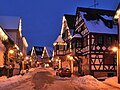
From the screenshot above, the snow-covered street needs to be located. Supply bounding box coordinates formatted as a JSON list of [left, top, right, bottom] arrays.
[[0, 67, 120, 90]]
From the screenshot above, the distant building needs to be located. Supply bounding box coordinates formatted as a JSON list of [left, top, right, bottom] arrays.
[[53, 14, 75, 70], [0, 16, 28, 76], [30, 46, 53, 67]]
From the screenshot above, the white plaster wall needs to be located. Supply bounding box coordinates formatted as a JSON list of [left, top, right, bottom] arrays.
[[0, 40, 6, 67]]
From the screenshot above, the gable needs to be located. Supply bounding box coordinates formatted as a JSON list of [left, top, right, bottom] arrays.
[[42, 47, 49, 58], [75, 7, 118, 35], [61, 15, 75, 41], [34, 46, 44, 56]]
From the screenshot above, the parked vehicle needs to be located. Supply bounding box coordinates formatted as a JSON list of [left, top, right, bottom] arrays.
[[56, 68, 71, 77]]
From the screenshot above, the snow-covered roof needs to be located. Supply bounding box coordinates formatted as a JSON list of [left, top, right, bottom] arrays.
[[33, 46, 44, 56], [53, 35, 67, 45], [100, 15, 113, 20], [80, 12, 118, 34], [0, 16, 20, 29], [72, 34, 82, 38]]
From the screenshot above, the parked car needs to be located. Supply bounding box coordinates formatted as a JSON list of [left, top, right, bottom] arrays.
[[56, 68, 71, 77]]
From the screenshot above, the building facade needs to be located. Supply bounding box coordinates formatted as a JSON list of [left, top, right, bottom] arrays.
[[53, 7, 118, 77]]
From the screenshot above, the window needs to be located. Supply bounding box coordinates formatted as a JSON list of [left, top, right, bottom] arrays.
[[83, 38, 87, 47], [107, 36, 112, 45], [76, 40, 82, 47], [56, 45, 59, 50], [98, 36, 103, 45], [59, 45, 64, 50]]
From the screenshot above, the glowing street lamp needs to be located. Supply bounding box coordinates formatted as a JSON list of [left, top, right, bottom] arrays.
[[25, 56, 29, 60], [7, 49, 14, 77], [9, 50, 14, 54], [112, 47, 118, 52], [114, 3, 120, 83]]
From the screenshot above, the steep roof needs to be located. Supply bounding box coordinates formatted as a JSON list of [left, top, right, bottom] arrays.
[[64, 14, 75, 29], [53, 35, 67, 45], [77, 7, 115, 16], [72, 34, 82, 38], [34, 46, 44, 56], [77, 7, 117, 34], [0, 16, 20, 29]]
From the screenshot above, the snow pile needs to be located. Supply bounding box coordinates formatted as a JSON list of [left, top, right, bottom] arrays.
[[72, 75, 108, 90], [0, 76, 7, 82], [104, 76, 120, 88], [0, 68, 39, 90]]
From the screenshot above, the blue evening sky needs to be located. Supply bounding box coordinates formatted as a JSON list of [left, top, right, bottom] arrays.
[[0, 0, 119, 50]]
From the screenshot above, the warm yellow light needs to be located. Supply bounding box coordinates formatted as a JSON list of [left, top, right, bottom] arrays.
[[14, 44, 19, 50], [56, 59, 59, 62], [70, 56, 73, 60], [25, 56, 29, 60], [20, 52, 23, 56], [67, 55, 70, 58], [114, 9, 120, 19], [67, 55, 73, 60], [37, 62, 39, 64], [49, 60, 51, 62], [9, 50, 14, 54], [112, 47, 118, 52], [30, 59, 32, 62]]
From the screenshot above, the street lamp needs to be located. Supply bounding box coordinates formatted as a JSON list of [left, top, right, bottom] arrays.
[[114, 3, 120, 83]]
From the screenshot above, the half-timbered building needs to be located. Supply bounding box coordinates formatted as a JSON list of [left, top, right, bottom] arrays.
[[31, 46, 53, 67], [74, 7, 118, 77]]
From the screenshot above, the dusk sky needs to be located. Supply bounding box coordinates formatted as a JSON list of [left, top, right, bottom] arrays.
[[0, 0, 119, 51]]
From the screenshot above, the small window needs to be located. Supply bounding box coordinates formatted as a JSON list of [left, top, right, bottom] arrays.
[[59, 45, 64, 50], [107, 36, 112, 45], [76, 40, 82, 47], [83, 38, 87, 47], [98, 36, 103, 45]]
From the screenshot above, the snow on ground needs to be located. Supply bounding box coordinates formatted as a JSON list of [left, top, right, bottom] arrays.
[[72, 75, 110, 90], [0, 67, 46, 90], [0, 67, 120, 90], [104, 76, 120, 88]]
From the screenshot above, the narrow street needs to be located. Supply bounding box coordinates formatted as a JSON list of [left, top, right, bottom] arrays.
[[7, 67, 120, 90], [11, 68, 77, 90]]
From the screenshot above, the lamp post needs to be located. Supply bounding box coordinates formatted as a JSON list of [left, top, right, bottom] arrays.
[[114, 4, 120, 83], [7, 49, 14, 77]]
